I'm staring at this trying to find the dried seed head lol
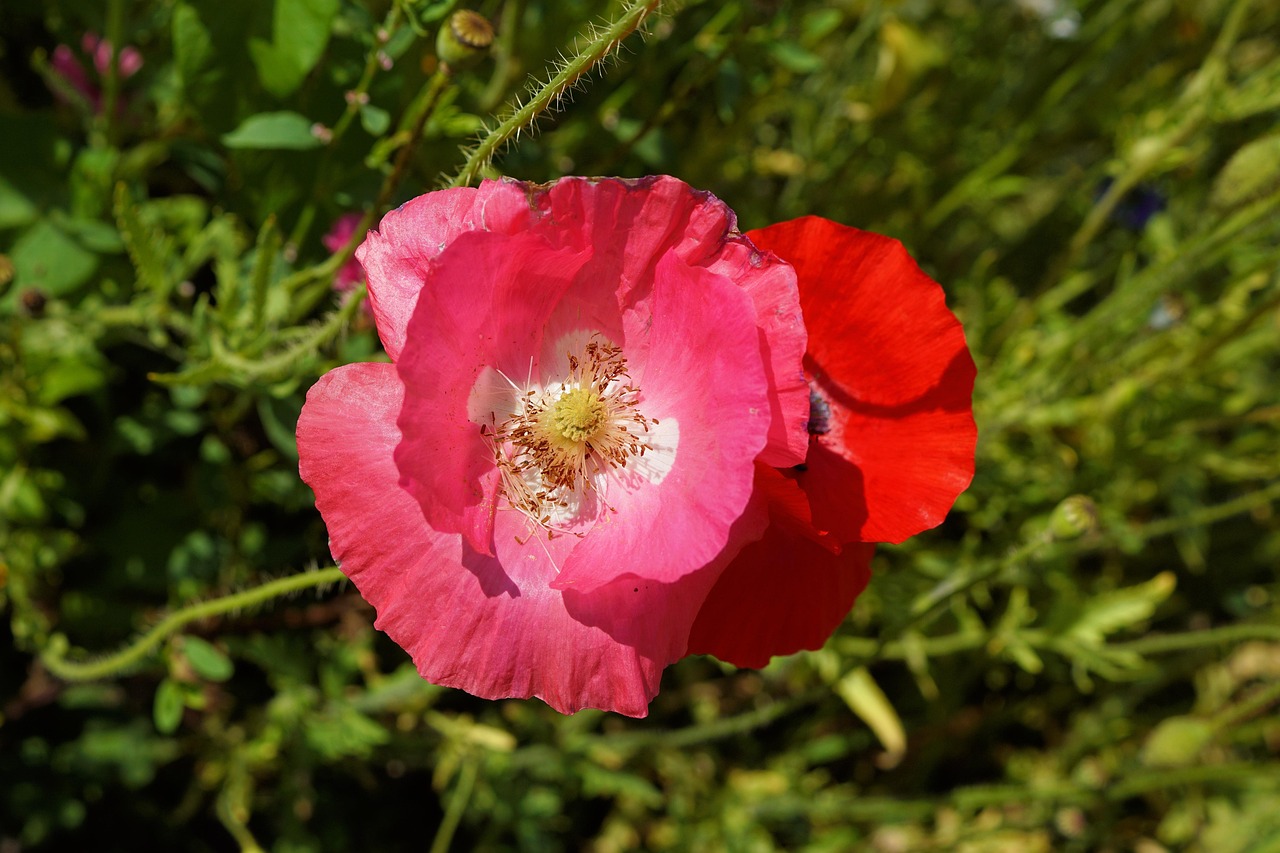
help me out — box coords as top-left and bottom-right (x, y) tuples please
(437, 11), (495, 72)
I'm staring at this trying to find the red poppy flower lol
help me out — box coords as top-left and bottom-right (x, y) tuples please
(688, 216), (977, 667)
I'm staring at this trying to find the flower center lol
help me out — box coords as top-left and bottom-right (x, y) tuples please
(485, 335), (654, 534)
(550, 386), (607, 443)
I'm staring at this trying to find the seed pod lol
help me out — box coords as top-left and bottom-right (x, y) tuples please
(436, 10), (494, 73)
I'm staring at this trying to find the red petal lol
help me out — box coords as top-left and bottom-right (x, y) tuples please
(748, 217), (976, 543)
(687, 467), (875, 668)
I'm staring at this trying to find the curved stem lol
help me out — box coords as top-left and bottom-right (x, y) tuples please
(430, 758), (480, 853)
(1112, 622), (1280, 656)
(41, 567), (347, 682)
(448, 0), (663, 187)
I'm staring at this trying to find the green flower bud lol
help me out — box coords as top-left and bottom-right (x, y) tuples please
(436, 11), (494, 73)
(1049, 495), (1099, 540)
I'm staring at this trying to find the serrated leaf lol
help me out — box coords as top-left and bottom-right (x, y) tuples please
(244, 216), (282, 341)
(304, 704), (390, 761)
(222, 112), (323, 150)
(114, 184), (176, 298)
(181, 636), (234, 682)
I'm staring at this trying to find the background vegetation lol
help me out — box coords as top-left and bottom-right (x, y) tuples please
(2, 0), (1279, 849)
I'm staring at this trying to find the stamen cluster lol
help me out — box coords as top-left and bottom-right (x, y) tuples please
(484, 336), (654, 532)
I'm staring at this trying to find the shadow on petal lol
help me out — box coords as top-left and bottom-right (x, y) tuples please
(821, 349), (976, 421)
(460, 541), (521, 599)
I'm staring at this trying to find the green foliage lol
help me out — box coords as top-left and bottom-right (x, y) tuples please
(2, 0), (1279, 850)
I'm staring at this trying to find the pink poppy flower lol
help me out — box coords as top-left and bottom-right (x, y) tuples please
(50, 32), (142, 114)
(298, 176), (810, 716)
(688, 216), (977, 667)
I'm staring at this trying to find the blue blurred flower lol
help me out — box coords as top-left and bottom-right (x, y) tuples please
(1098, 178), (1166, 230)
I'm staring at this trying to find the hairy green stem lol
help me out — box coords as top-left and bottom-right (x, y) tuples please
(41, 567), (346, 682)
(448, 0), (664, 187)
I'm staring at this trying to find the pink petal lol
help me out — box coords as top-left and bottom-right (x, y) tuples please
(323, 212), (363, 253)
(538, 177), (809, 467)
(355, 182), (534, 362)
(394, 229), (591, 554)
(297, 362), (723, 716)
(359, 177), (807, 457)
(50, 45), (97, 106)
(118, 46), (143, 78)
(705, 238), (809, 467)
(553, 253), (772, 592)
(748, 217), (976, 544)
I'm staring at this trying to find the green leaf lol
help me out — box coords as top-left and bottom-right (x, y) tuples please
(222, 112), (324, 150)
(304, 704), (391, 761)
(1211, 133), (1280, 210)
(580, 765), (664, 809)
(172, 2), (215, 90)
(243, 216), (282, 341)
(181, 636), (234, 682)
(9, 220), (99, 297)
(56, 216), (125, 254)
(768, 41), (823, 75)
(250, 0), (339, 98)
(153, 679), (185, 734)
(835, 667), (906, 767)
(0, 115), (63, 229)
(257, 395), (301, 461)
(1067, 571), (1177, 646)
(1141, 716), (1216, 768)
(359, 104), (391, 136)
(0, 173), (38, 229)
